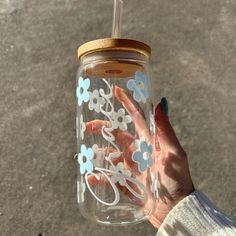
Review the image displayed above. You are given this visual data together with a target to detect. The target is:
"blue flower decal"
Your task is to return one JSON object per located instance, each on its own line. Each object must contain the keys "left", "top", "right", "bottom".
{"left": 132, "top": 139, "right": 153, "bottom": 172}
{"left": 127, "top": 71, "right": 149, "bottom": 103}
{"left": 78, "top": 144, "right": 94, "bottom": 174}
{"left": 76, "top": 77, "right": 90, "bottom": 106}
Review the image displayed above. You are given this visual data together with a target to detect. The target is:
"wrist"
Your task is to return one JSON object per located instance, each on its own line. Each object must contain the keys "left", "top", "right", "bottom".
{"left": 149, "top": 185, "right": 194, "bottom": 229}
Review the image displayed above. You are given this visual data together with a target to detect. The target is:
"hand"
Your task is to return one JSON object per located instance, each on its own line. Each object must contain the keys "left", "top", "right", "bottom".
{"left": 149, "top": 98, "right": 194, "bottom": 228}
{"left": 86, "top": 87, "right": 194, "bottom": 228}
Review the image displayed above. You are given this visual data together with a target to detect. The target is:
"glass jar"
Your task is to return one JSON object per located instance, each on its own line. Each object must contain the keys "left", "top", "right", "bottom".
{"left": 76, "top": 38, "right": 157, "bottom": 225}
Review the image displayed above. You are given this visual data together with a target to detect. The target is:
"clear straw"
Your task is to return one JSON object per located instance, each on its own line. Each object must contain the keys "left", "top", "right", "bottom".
{"left": 112, "top": 0, "right": 123, "bottom": 38}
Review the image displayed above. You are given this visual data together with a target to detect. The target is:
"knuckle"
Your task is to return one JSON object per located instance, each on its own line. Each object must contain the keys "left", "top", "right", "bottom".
{"left": 175, "top": 148, "right": 187, "bottom": 160}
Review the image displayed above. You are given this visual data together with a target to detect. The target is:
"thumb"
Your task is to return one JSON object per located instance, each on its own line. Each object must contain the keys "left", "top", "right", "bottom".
{"left": 155, "top": 98, "right": 184, "bottom": 156}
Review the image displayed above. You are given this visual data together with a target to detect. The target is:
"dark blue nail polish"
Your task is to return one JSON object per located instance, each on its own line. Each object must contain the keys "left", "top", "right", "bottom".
{"left": 160, "top": 97, "right": 168, "bottom": 115}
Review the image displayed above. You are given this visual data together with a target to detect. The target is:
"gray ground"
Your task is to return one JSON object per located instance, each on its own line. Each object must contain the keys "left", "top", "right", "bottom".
{"left": 0, "top": 0, "right": 236, "bottom": 235}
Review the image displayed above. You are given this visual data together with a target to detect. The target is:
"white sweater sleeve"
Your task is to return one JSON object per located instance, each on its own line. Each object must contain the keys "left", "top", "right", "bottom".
{"left": 156, "top": 190, "right": 236, "bottom": 236}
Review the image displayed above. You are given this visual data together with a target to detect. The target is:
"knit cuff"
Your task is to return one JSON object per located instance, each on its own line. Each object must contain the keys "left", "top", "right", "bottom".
{"left": 157, "top": 190, "right": 236, "bottom": 236}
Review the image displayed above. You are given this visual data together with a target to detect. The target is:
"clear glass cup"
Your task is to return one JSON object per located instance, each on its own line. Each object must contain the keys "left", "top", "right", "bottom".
{"left": 76, "top": 38, "right": 158, "bottom": 225}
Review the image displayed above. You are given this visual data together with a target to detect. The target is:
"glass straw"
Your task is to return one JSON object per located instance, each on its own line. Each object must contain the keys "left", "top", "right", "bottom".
{"left": 112, "top": 0, "right": 123, "bottom": 38}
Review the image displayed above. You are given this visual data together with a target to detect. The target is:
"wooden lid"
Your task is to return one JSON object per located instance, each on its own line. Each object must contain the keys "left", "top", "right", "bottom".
{"left": 78, "top": 38, "right": 151, "bottom": 61}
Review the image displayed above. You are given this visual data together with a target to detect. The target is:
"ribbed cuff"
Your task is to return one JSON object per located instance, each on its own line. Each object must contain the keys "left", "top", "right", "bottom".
{"left": 157, "top": 190, "right": 236, "bottom": 236}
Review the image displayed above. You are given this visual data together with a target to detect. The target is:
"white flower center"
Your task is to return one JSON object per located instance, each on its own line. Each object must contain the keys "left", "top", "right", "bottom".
{"left": 143, "top": 151, "right": 149, "bottom": 160}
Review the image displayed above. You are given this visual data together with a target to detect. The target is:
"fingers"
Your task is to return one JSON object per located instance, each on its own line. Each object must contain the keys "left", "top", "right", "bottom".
{"left": 122, "top": 142, "right": 140, "bottom": 173}
{"left": 86, "top": 120, "right": 142, "bottom": 174}
{"left": 114, "top": 86, "right": 145, "bottom": 119}
{"left": 86, "top": 120, "right": 139, "bottom": 171}
{"left": 114, "top": 86, "right": 151, "bottom": 141}
{"left": 87, "top": 173, "right": 112, "bottom": 186}
{"left": 86, "top": 120, "right": 134, "bottom": 149}
{"left": 86, "top": 120, "right": 111, "bottom": 135}
{"left": 93, "top": 146, "right": 124, "bottom": 165}
{"left": 155, "top": 102, "right": 186, "bottom": 158}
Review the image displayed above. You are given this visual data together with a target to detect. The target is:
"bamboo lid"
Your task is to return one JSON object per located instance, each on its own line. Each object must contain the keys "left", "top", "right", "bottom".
{"left": 78, "top": 38, "right": 151, "bottom": 78}
{"left": 78, "top": 38, "right": 151, "bottom": 61}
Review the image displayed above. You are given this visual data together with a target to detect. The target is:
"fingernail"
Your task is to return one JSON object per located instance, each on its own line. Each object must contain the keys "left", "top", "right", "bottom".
{"left": 160, "top": 97, "right": 168, "bottom": 115}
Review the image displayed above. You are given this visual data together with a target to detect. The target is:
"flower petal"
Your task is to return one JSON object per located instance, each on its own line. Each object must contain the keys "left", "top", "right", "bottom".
{"left": 119, "top": 122, "right": 127, "bottom": 131}
{"left": 83, "top": 78, "right": 90, "bottom": 89}
{"left": 81, "top": 144, "right": 86, "bottom": 155}
{"left": 147, "top": 144, "right": 153, "bottom": 154}
{"left": 116, "top": 162, "right": 124, "bottom": 171}
{"left": 78, "top": 77, "right": 83, "bottom": 85}
{"left": 123, "top": 169, "right": 131, "bottom": 177}
{"left": 80, "top": 164, "right": 86, "bottom": 175}
{"left": 140, "top": 141, "right": 148, "bottom": 152}
{"left": 88, "top": 101, "right": 94, "bottom": 111}
{"left": 132, "top": 151, "right": 142, "bottom": 162}
{"left": 127, "top": 79, "right": 136, "bottom": 90}
{"left": 139, "top": 159, "right": 148, "bottom": 172}
{"left": 86, "top": 160, "right": 94, "bottom": 173}
{"left": 111, "top": 175, "right": 119, "bottom": 184}
{"left": 119, "top": 178, "right": 126, "bottom": 186}
{"left": 133, "top": 87, "right": 142, "bottom": 102}
{"left": 118, "top": 108, "right": 125, "bottom": 116}
{"left": 83, "top": 91, "right": 90, "bottom": 102}
{"left": 78, "top": 153, "right": 83, "bottom": 165}
{"left": 124, "top": 115, "right": 132, "bottom": 124}
{"left": 86, "top": 147, "right": 94, "bottom": 160}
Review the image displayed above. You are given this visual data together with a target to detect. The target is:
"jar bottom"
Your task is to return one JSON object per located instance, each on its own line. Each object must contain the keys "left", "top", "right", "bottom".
{"left": 79, "top": 203, "right": 150, "bottom": 226}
